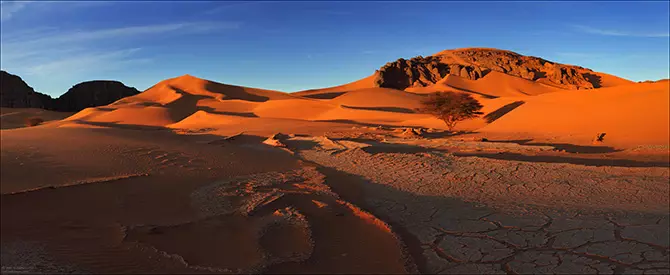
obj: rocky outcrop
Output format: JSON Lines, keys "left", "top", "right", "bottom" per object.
{"left": 1, "top": 70, "right": 140, "bottom": 112}
{"left": 373, "top": 56, "right": 484, "bottom": 90}
{"left": 0, "top": 70, "right": 54, "bottom": 109}
{"left": 373, "top": 48, "right": 601, "bottom": 90}
{"left": 52, "top": 81, "right": 140, "bottom": 112}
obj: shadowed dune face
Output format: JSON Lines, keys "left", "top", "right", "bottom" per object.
{"left": 299, "top": 92, "right": 346, "bottom": 100}
{"left": 203, "top": 82, "right": 270, "bottom": 102}
{"left": 484, "top": 101, "right": 525, "bottom": 123}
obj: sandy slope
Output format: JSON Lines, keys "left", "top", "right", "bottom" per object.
{"left": 1, "top": 108, "right": 74, "bottom": 130}
{"left": 407, "top": 72, "right": 562, "bottom": 98}
{"left": 292, "top": 75, "right": 376, "bottom": 97}
{"left": 482, "top": 81, "right": 670, "bottom": 145}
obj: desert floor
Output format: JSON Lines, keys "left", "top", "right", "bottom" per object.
{"left": 1, "top": 119, "right": 668, "bottom": 274}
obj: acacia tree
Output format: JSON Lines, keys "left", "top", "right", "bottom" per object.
{"left": 418, "top": 92, "right": 483, "bottom": 131}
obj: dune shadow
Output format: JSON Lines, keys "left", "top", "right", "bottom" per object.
{"left": 531, "top": 143, "right": 621, "bottom": 154}
{"left": 166, "top": 86, "right": 259, "bottom": 121}
{"left": 484, "top": 101, "right": 525, "bottom": 123}
{"left": 362, "top": 144, "right": 440, "bottom": 155}
{"left": 199, "top": 108, "right": 258, "bottom": 118}
{"left": 443, "top": 84, "right": 498, "bottom": 99}
{"left": 314, "top": 119, "right": 408, "bottom": 129}
{"left": 204, "top": 81, "right": 269, "bottom": 102}
{"left": 330, "top": 137, "right": 447, "bottom": 155}
{"left": 583, "top": 73, "right": 603, "bottom": 88}
{"left": 207, "top": 133, "right": 266, "bottom": 145}
{"left": 341, "top": 105, "right": 416, "bottom": 114}
{"left": 485, "top": 139, "right": 622, "bottom": 154}
{"left": 69, "top": 120, "right": 169, "bottom": 131}
{"left": 300, "top": 92, "right": 346, "bottom": 100}
{"left": 282, "top": 139, "right": 321, "bottom": 150}
{"left": 422, "top": 130, "right": 476, "bottom": 139}
{"left": 454, "top": 152, "right": 668, "bottom": 168}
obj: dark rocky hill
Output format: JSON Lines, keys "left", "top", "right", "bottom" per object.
{"left": 0, "top": 70, "right": 140, "bottom": 112}
{"left": 373, "top": 48, "right": 623, "bottom": 90}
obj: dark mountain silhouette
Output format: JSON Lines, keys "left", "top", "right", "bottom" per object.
{"left": 0, "top": 70, "right": 140, "bottom": 112}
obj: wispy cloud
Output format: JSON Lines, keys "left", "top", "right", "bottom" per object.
{"left": 202, "top": 1, "right": 267, "bottom": 15}
{"left": 572, "top": 24, "right": 669, "bottom": 38}
{"left": 0, "top": 0, "right": 31, "bottom": 21}
{"left": 2, "top": 22, "right": 240, "bottom": 48}
{"left": 1, "top": 21, "right": 240, "bottom": 77}
{"left": 1, "top": 1, "right": 114, "bottom": 22}
{"left": 24, "top": 48, "right": 152, "bottom": 76}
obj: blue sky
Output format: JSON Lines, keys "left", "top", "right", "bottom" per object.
{"left": 1, "top": 1, "right": 668, "bottom": 97}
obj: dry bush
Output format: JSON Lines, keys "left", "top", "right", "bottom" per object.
{"left": 25, "top": 116, "right": 45, "bottom": 127}
{"left": 417, "top": 92, "right": 483, "bottom": 131}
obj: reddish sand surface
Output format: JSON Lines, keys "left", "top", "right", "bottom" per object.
{"left": 1, "top": 108, "right": 74, "bottom": 130}
{"left": 2, "top": 72, "right": 669, "bottom": 274}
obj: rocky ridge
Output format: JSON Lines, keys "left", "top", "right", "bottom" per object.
{"left": 374, "top": 48, "right": 603, "bottom": 90}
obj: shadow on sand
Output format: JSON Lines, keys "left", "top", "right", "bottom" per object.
{"left": 327, "top": 136, "right": 666, "bottom": 168}
{"left": 485, "top": 139, "right": 622, "bottom": 154}
{"left": 341, "top": 105, "right": 417, "bottom": 114}
{"left": 454, "top": 151, "right": 669, "bottom": 168}
{"left": 299, "top": 92, "right": 347, "bottom": 100}
{"left": 484, "top": 101, "right": 525, "bottom": 123}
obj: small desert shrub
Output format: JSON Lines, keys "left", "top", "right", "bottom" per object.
{"left": 25, "top": 117, "right": 45, "bottom": 127}
{"left": 417, "top": 92, "right": 483, "bottom": 131}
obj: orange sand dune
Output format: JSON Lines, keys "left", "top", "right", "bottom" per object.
{"left": 482, "top": 81, "right": 670, "bottom": 145}
{"left": 408, "top": 72, "right": 562, "bottom": 98}
{"left": 69, "top": 75, "right": 312, "bottom": 127}
{"left": 330, "top": 87, "right": 424, "bottom": 111}
{"left": 66, "top": 75, "right": 442, "bottom": 130}
{"left": 292, "top": 75, "right": 376, "bottom": 98}
{"left": 592, "top": 72, "right": 635, "bottom": 87}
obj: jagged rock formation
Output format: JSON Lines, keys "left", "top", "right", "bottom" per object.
{"left": 0, "top": 70, "right": 140, "bottom": 112}
{"left": 374, "top": 48, "right": 602, "bottom": 90}
{"left": 0, "top": 70, "right": 54, "bottom": 109}
{"left": 52, "top": 81, "right": 140, "bottom": 112}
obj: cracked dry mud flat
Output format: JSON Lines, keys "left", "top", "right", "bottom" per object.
{"left": 1, "top": 128, "right": 668, "bottom": 274}
{"left": 283, "top": 135, "right": 670, "bottom": 274}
